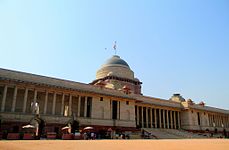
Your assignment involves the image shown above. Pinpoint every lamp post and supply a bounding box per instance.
[222,123,226,138]
[213,122,216,137]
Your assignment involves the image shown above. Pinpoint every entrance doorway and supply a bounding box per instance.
[112,101,118,120]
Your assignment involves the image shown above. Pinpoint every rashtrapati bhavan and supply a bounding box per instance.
[0,55,229,139]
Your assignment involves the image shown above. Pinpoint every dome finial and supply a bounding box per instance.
[113,41,117,55]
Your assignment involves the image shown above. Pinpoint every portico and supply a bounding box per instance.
[135,105,181,129]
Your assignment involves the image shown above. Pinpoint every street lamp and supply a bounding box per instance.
[213,122,217,134]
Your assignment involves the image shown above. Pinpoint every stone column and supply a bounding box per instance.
[218,115,220,127]
[141,107,144,128]
[52,92,56,115]
[226,116,228,128]
[146,107,149,128]
[154,108,157,128]
[84,97,87,117]
[213,115,215,126]
[77,96,81,117]
[227,117,229,128]
[136,106,139,126]
[219,115,221,127]
[163,109,166,128]
[44,91,48,115]
[227,116,229,127]
[208,114,211,126]
[225,116,227,128]
[150,108,153,128]
[167,110,169,129]
[69,95,72,116]
[32,90,37,114]
[11,86,18,112]
[22,88,28,113]
[159,109,162,128]
[61,94,65,116]
[177,111,181,129]
[33,90,37,103]
[212,115,214,126]
[77,95,81,117]
[117,101,120,120]
[1,85,8,112]
[170,111,173,129]
[216,115,218,127]
[218,115,221,127]
[223,116,225,127]
[174,111,177,129]
[220,116,223,127]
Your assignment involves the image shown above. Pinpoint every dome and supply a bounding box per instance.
[96,55,134,80]
[102,55,130,69]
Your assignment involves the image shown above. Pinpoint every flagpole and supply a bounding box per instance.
[113,41,117,55]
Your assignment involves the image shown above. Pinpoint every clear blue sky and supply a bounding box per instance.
[0,0,228,109]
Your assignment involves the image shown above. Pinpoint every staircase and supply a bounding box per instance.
[129,131,142,139]
[142,128,208,139]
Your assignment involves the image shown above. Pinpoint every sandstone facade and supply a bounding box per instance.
[0,55,228,135]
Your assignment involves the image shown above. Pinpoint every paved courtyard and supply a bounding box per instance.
[0,139,229,150]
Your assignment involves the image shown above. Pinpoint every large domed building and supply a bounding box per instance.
[0,55,228,139]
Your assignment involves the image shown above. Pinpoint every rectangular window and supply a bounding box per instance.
[161,109,164,127]
[152,108,155,128]
[168,111,171,129]
[119,101,120,119]
[139,106,142,128]
[126,101,129,105]
[143,107,146,128]
[112,100,118,120]
[148,108,151,128]
[197,112,201,125]
[80,96,85,117]
[86,97,92,118]
[100,97,103,101]
[156,109,160,128]
[135,106,137,126]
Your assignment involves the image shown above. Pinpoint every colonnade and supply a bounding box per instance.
[135,106,180,129]
[0,84,92,118]
[208,113,229,128]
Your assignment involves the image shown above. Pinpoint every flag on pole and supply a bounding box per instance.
[113,41,117,50]
[113,41,117,54]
